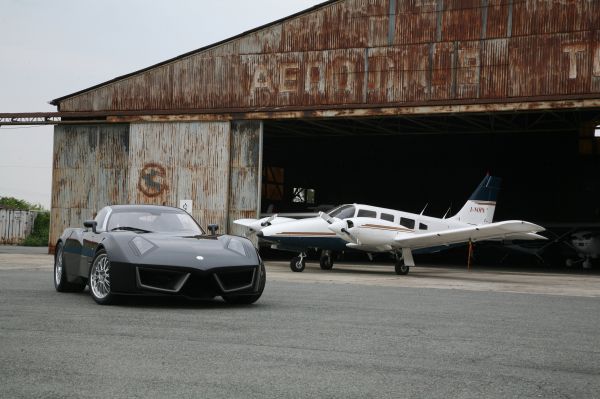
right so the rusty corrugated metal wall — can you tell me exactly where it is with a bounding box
[0,210,37,245]
[228,121,262,237]
[128,121,231,229]
[56,0,599,114]
[51,125,130,248]
[50,121,262,251]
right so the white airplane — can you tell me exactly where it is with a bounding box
[234,175,546,275]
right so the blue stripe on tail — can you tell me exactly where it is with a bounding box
[469,175,502,202]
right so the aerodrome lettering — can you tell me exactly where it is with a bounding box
[563,44,587,79]
[249,42,600,98]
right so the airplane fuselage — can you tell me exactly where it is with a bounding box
[258,203,469,254]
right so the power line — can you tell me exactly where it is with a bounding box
[0,165,50,169]
[0,125,49,130]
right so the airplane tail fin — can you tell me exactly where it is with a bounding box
[449,175,501,225]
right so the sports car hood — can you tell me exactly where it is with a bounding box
[107,232,259,270]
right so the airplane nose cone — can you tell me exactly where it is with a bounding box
[256,231,264,238]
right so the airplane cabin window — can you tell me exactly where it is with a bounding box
[400,217,415,229]
[329,205,356,219]
[357,209,376,218]
[381,213,394,222]
[419,223,428,230]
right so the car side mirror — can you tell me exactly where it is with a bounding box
[207,224,219,235]
[84,220,98,233]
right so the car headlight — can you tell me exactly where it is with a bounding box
[129,236,155,256]
[227,239,247,256]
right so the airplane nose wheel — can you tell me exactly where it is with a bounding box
[394,259,410,275]
[290,253,306,272]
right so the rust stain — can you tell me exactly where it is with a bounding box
[137,163,168,198]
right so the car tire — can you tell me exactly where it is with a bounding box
[54,242,86,292]
[223,264,266,305]
[89,249,116,305]
[319,251,334,270]
[394,260,410,275]
[290,256,306,272]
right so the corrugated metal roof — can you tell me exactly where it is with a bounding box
[51,0,600,114]
[49,0,338,106]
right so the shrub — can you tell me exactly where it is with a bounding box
[22,211,50,247]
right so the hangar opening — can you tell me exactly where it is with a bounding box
[262,109,600,225]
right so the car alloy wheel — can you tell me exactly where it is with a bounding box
[54,242,86,292]
[55,244,64,287]
[89,251,114,304]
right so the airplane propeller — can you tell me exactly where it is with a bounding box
[319,212,360,245]
[260,214,278,227]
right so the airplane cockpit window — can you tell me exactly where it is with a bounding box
[400,217,415,229]
[357,209,376,218]
[381,213,394,222]
[328,205,356,219]
[419,223,428,230]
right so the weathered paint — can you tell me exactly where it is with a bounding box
[54,0,599,115]
[228,121,262,237]
[50,124,130,250]
[98,98,600,124]
[0,209,37,245]
[128,122,231,231]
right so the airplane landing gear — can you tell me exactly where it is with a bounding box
[566,257,593,269]
[394,256,410,275]
[290,253,306,272]
[319,250,334,270]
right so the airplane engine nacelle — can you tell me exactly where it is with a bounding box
[344,217,404,247]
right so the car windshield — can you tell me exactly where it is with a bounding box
[107,209,204,235]
[328,204,356,219]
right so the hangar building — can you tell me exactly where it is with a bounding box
[45,0,599,252]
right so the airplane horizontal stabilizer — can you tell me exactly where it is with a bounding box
[392,220,545,249]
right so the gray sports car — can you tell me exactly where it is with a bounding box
[54,205,265,305]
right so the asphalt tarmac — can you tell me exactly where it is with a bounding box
[1,249,599,398]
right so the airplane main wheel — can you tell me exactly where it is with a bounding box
[290,257,306,272]
[394,260,410,275]
[319,251,334,270]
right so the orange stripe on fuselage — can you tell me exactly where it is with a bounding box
[359,224,413,232]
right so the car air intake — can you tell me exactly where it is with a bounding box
[213,268,256,293]
[136,267,190,293]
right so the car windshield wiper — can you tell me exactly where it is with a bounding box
[110,226,153,233]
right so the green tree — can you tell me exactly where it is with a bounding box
[0,196,45,211]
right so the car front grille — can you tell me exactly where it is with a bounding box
[134,265,258,297]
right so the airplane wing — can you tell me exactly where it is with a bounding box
[233,215,296,232]
[392,221,546,250]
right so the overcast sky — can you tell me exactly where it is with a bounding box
[0,0,323,209]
